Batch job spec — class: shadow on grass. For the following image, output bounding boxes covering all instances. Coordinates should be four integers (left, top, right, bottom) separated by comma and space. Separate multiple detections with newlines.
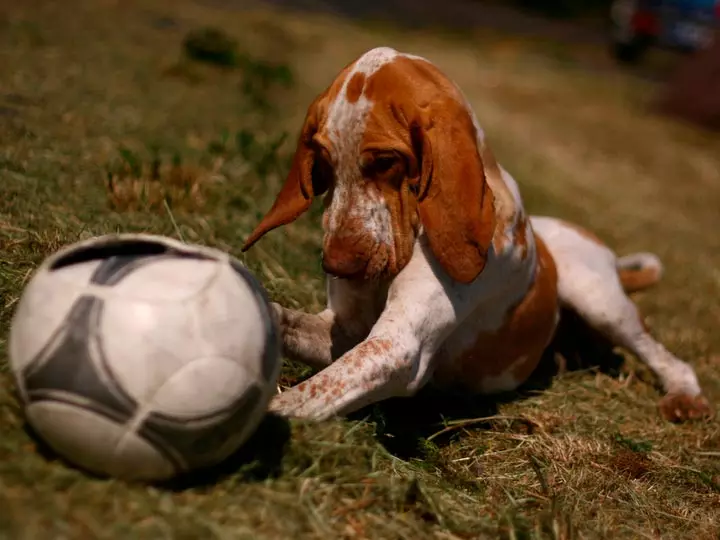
163, 413, 291, 490
24, 412, 292, 490
352, 307, 626, 461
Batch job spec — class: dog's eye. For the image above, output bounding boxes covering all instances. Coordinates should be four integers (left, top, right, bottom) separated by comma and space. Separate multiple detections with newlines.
312, 153, 333, 195
363, 153, 401, 179
373, 156, 396, 173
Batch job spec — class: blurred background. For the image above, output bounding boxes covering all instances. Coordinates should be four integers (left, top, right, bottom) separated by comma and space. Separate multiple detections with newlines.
219, 0, 720, 130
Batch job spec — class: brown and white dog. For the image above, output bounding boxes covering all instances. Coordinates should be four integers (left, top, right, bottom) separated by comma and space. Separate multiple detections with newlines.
242, 47, 712, 422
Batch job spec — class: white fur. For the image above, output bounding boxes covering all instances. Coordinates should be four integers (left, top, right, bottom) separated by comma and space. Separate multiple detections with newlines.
323, 47, 399, 246
271, 228, 539, 418
530, 216, 701, 397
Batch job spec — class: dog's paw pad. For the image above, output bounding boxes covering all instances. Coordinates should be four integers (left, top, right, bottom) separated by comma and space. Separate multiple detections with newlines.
659, 393, 714, 423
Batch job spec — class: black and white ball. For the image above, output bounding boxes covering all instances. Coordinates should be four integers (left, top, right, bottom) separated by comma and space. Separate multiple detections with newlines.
8, 234, 280, 482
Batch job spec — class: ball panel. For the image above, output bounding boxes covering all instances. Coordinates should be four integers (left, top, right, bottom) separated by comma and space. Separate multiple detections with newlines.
99, 257, 220, 302
146, 356, 252, 418
98, 257, 279, 412
21, 296, 137, 421
228, 259, 281, 384
89, 253, 164, 286
192, 265, 270, 375
28, 389, 130, 424
139, 383, 264, 471
9, 262, 100, 374
39, 258, 100, 286
88, 251, 219, 288
98, 298, 202, 406
26, 401, 175, 481
46, 236, 170, 272
112, 429, 179, 481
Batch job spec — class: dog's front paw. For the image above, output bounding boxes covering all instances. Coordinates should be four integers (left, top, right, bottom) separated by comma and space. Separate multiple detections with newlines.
659, 393, 714, 423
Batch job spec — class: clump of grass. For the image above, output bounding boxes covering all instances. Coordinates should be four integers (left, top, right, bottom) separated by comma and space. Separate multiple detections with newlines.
612, 432, 653, 454
208, 128, 289, 178
238, 56, 294, 111
105, 148, 214, 213
608, 432, 655, 479
182, 26, 239, 67
609, 448, 654, 480
162, 60, 205, 84
180, 26, 294, 111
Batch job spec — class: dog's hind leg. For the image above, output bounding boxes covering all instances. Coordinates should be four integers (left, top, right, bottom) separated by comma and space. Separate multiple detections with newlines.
531, 216, 713, 422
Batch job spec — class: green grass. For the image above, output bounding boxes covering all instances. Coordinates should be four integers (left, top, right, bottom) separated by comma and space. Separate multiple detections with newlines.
1, 0, 719, 538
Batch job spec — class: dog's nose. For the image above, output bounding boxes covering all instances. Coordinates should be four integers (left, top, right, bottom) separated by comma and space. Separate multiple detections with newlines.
322, 248, 368, 279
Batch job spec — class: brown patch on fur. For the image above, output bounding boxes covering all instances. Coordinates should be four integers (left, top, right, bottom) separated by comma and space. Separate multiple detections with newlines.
322, 213, 373, 277
439, 236, 559, 391
346, 72, 365, 103
377, 177, 419, 275
618, 266, 662, 293
514, 214, 530, 260
365, 338, 392, 355
362, 57, 497, 283
322, 209, 394, 279
480, 144, 517, 254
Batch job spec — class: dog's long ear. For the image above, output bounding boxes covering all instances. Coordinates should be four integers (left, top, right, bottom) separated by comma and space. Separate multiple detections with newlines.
412, 98, 496, 283
242, 94, 329, 251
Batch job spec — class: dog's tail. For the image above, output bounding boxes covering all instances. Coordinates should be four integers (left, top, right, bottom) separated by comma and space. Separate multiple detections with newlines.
616, 252, 664, 293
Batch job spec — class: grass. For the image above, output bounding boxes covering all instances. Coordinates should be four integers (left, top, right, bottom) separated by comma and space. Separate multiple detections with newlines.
1, 0, 719, 538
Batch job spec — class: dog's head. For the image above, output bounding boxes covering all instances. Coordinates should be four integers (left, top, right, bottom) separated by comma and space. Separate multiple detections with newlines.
242, 47, 497, 283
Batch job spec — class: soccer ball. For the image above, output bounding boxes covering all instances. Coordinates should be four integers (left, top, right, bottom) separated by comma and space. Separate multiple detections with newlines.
8, 234, 281, 482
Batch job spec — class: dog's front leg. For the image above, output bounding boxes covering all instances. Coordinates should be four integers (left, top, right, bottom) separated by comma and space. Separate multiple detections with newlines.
272, 304, 363, 370
268, 329, 426, 420
269, 239, 474, 420
272, 279, 383, 371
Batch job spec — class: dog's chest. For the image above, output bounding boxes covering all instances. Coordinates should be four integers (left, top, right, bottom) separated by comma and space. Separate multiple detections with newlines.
433, 236, 560, 394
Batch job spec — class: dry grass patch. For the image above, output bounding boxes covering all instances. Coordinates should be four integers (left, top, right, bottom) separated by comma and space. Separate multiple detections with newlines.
106, 149, 217, 213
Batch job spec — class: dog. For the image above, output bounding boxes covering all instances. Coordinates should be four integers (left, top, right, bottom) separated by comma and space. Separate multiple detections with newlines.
241, 47, 712, 423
